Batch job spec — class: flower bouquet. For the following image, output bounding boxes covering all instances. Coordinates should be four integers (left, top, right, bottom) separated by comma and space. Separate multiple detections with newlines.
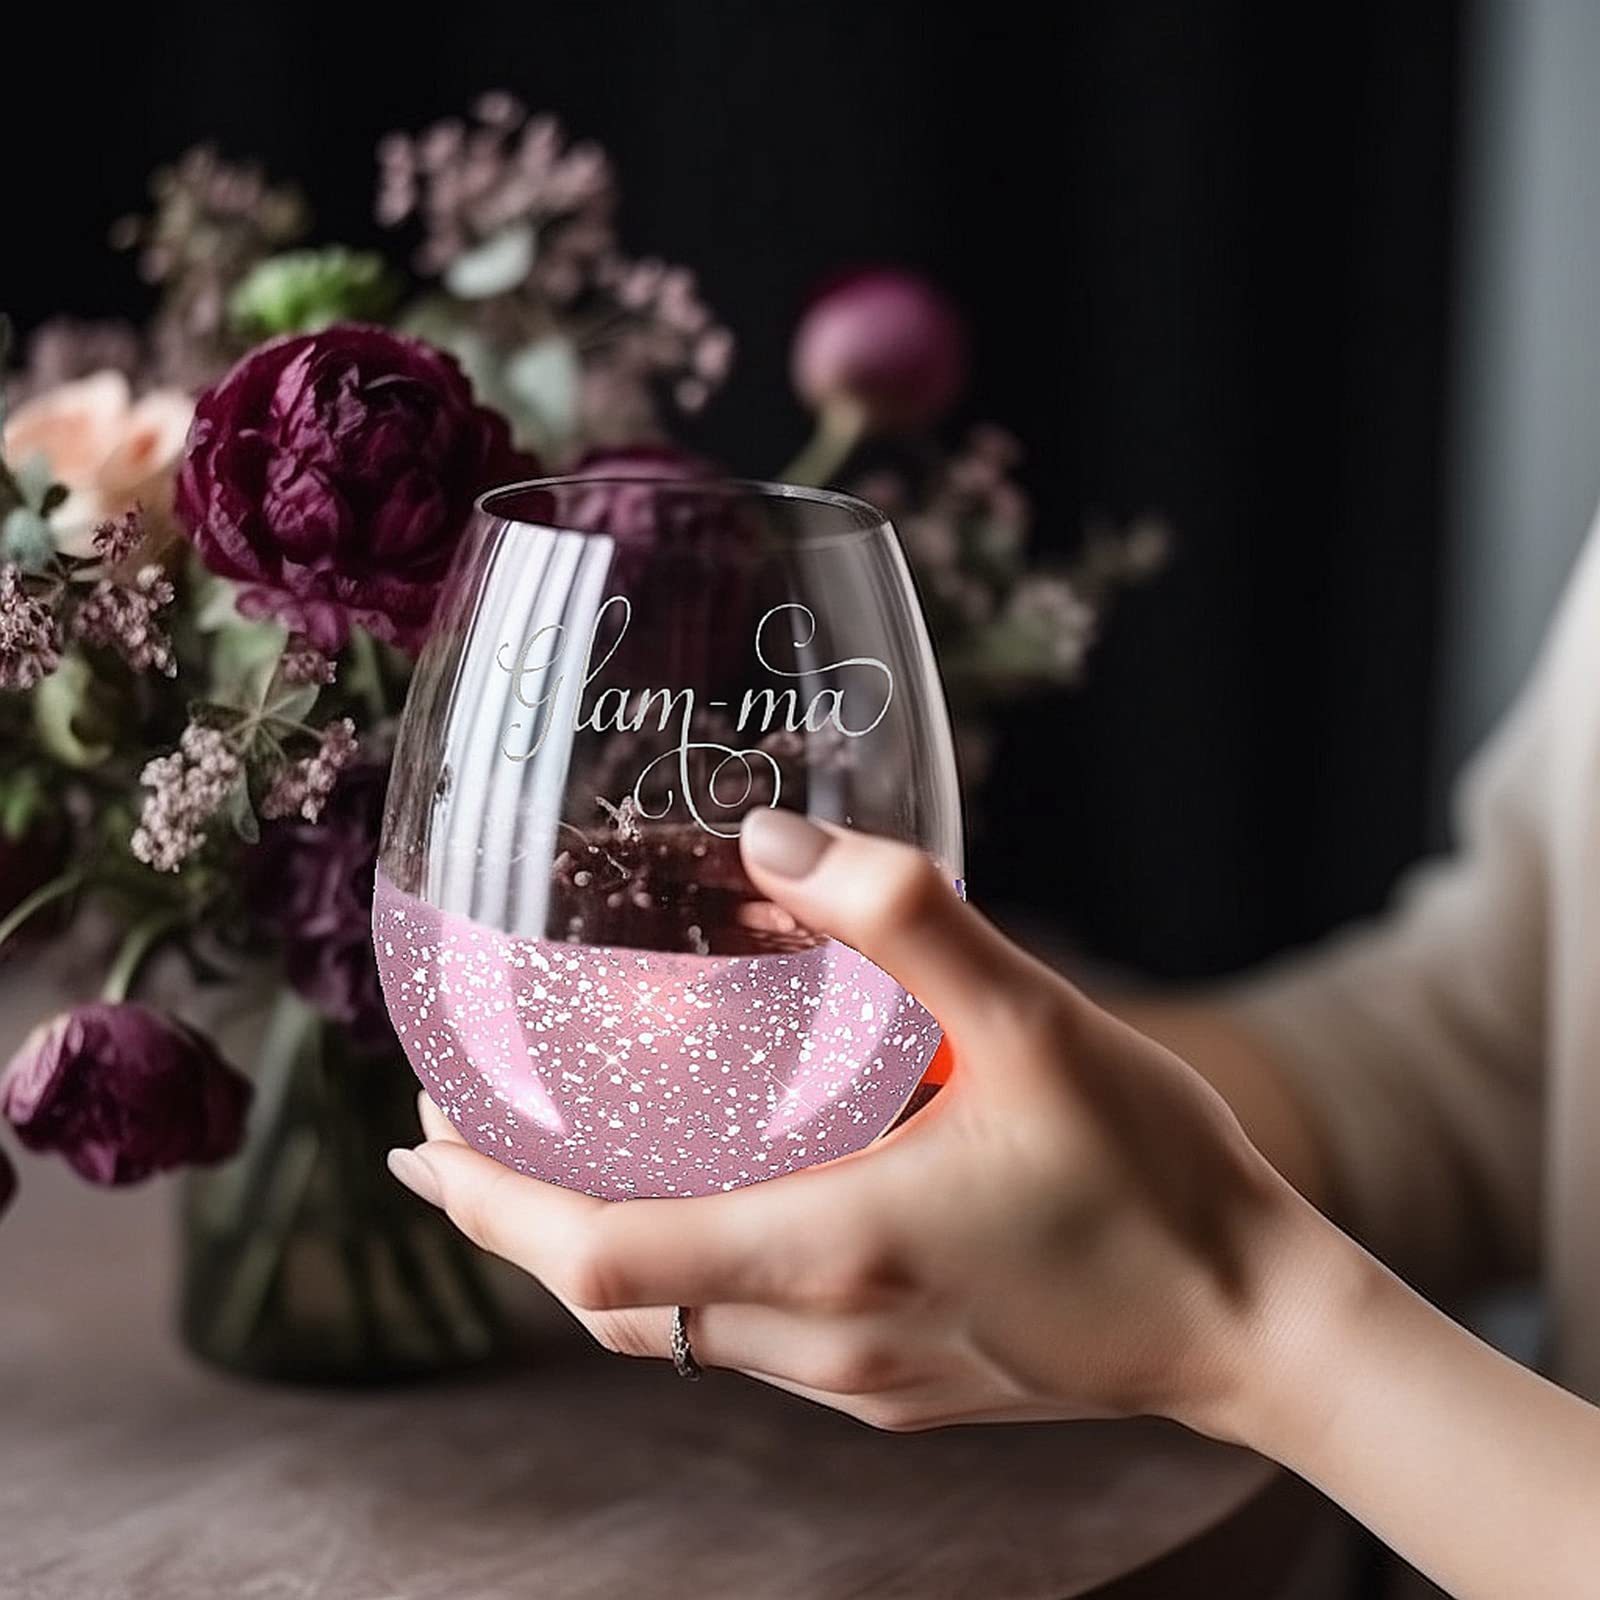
0, 94, 1163, 1383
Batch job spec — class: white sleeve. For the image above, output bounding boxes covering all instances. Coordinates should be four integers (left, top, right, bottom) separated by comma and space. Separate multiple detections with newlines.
1219, 525, 1600, 1294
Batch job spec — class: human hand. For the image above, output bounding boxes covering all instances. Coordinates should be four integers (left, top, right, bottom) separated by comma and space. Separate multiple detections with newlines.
388, 811, 1340, 1439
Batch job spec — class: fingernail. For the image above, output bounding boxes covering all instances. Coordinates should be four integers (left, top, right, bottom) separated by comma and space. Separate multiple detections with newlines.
741, 809, 831, 879
387, 1146, 443, 1207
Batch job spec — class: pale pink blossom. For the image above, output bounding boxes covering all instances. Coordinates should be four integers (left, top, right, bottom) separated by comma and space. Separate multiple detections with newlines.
3, 373, 193, 558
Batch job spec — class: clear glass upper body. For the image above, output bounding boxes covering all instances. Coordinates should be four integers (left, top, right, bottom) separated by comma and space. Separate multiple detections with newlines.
379, 477, 963, 940
374, 477, 963, 1197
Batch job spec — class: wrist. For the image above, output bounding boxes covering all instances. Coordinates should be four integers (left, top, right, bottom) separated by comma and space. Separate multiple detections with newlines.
1182, 1192, 1388, 1457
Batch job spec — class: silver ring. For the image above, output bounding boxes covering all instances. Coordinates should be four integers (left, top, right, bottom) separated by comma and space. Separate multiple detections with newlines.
670, 1305, 702, 1381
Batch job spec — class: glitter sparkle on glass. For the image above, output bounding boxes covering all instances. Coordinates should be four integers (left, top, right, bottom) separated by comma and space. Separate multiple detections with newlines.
374, 871, 942, 1198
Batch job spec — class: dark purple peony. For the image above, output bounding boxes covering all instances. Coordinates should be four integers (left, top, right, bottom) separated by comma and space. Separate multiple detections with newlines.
175, 325, 538, 652
0, 1004, 252, 1185
255, 760, 392, 1049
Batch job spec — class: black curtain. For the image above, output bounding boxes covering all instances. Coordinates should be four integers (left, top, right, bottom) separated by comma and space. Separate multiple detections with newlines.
8, 0, 1464, 977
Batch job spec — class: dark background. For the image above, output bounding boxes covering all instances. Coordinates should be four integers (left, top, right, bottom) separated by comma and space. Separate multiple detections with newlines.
7, 0, 1465, 979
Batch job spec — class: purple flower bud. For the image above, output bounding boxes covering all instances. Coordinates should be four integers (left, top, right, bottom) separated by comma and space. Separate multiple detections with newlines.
0, 1004, 252, 1185
791, 268, 968, 433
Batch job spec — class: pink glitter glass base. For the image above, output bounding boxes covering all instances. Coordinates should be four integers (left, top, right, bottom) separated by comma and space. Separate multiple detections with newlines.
374, 871, 943, 1199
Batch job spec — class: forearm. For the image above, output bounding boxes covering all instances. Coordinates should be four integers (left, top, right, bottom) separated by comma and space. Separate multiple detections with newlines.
1227, 1211, 1600, 1600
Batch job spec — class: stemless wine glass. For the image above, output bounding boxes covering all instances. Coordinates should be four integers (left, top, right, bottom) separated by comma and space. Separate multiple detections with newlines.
375, 476, 963, 1199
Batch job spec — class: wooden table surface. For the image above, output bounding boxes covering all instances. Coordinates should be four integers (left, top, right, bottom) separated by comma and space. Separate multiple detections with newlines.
0, 971, 1334, 1600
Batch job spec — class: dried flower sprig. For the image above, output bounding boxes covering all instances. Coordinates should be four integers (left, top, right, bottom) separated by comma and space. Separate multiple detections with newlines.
376, 93, 733, 453
132, 694, 362, 872
4, 318, 146, 409
1071, 513, 1174, 605
279, 642, 338, 687
130, 721, 242, 873
89, 510, 149, 568
70, 566, 176, 678
1000, 577, 1099, 679
0, 511, 180, 690
260, 717, 358, 824
0, 566, 62, 690
111, 146, 310, 391
377, 92, 615, 283
857, 429, 1170, 697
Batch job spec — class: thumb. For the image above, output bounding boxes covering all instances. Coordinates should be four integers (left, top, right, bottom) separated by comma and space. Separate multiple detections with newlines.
738, 810, 1036, 1045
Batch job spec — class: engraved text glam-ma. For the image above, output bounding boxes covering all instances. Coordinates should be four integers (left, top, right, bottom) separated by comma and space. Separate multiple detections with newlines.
494, 599, 893, 836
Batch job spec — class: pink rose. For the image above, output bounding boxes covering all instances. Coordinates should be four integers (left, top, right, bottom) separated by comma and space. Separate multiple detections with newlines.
3, 373, 194, 557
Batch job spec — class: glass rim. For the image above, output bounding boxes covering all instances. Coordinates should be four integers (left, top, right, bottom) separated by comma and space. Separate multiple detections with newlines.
475, 474, 890, 540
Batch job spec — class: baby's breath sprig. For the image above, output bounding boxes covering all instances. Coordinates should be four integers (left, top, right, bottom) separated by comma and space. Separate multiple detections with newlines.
0, 510, 180, 692
131, 685, 361, 873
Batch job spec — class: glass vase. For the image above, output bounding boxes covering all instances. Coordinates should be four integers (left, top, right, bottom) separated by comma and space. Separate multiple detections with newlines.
179, 991, 508, 1385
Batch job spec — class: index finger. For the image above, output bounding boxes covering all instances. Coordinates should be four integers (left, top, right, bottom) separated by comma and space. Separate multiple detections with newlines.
395, 1137, 858, 1312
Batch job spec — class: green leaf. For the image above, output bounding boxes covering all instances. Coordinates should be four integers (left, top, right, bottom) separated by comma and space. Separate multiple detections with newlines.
443, 224, 536, 300
229, 246, 402, 338
239, 644, 287, 711
33, 653, 114, 767
209, 617, 288, 709
505, 336, 580, 451
264, 683, 319, 727
0, 767, 51, 841
192, 570, 246, 632
186, 699, 239, 726
11, 452, 58, 509
224, 779, 260, 845
200, 576, 292, 714
2, 505, 57, 569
